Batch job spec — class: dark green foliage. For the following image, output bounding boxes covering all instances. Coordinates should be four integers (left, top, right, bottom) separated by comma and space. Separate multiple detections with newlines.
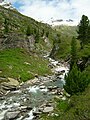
46, 31, 49, 37
77, 15, 89, 48
64, 64, 89, 95
4, 18, 9, 34
70, 37, 77, 69
40, 29, 45, 37
33, 27, 37, 34
87, 25, 90, 43
35, 28, 40, 43
26, 25, 31, 36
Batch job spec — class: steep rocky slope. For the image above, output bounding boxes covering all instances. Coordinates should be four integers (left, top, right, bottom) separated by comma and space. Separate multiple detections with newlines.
0, 5, 55, 82
0, 5, 54, 53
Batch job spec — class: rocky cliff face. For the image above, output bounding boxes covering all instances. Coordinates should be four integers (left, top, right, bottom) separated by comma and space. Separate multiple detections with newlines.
0, 5, 54, 54
0, 33, 35, 52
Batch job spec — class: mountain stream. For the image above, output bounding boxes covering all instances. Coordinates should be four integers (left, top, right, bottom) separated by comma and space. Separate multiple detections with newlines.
0, 57, 69, 120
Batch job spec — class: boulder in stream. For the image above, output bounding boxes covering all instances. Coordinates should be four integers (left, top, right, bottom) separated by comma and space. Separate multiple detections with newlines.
4, 111, 20, 120
43, 107, 54, 113
1, 83, 17, 91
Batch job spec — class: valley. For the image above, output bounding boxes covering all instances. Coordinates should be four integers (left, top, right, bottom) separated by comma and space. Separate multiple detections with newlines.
0, 1, 90, 120
0, 57, 69, 120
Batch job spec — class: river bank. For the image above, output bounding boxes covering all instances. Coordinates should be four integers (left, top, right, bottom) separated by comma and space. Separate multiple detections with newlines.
0, 57, 69, 120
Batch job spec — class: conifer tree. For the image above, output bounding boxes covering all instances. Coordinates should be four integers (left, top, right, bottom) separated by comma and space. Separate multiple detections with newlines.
26, 25, 31, 36
4, 18, 9, 34
77, 15, 89, 49
64, 64, 89, 95
33, 27, 37, 34
87, 25, 90, 43
41, 29, 44, 37
35, 28, 40, 43
46, 31, 49, 37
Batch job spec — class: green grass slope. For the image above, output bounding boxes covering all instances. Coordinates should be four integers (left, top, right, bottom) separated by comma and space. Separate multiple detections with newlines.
0, 6, 55, 81
0, 6, 49, 34
52, 25, 78, 59
0, 48, 51, 82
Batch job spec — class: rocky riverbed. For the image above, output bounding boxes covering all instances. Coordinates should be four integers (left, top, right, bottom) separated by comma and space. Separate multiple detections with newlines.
0, 58, 69, 120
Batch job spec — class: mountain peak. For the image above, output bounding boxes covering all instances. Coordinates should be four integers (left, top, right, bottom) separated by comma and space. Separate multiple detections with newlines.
46, 18, 77, 26
0, 0, 16, 10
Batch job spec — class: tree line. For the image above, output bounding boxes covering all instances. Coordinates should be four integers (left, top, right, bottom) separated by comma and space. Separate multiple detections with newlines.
64, 15, 90, 95
4, 18, 50, 44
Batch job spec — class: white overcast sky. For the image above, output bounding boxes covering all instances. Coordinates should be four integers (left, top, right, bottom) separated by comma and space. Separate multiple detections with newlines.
6, 0, 90, 25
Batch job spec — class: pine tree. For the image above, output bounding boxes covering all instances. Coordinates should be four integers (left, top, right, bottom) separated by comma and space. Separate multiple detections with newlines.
87, 25, 90, 43
33, 27, 37, 34
77, 15, 89, 49
35, 28, 40, 43
46, 31, 49, 37
64, 64, 89, 95
26, 25, 31, 36
4, 18, 9, 34
41, 29, 44, 37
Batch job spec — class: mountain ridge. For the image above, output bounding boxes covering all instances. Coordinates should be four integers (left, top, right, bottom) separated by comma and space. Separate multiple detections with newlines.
0, 1, 78, 27
0, 4, 55, 54
0, 3, 77, 81
0, 4, 55, 81
48, 18, 78, 26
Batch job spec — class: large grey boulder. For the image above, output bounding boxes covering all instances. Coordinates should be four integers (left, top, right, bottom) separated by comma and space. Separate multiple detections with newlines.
43, 107, 54, 113
4, 111, 20, 120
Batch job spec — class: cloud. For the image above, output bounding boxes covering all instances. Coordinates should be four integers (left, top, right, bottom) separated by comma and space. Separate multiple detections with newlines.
7, 0, 90, 25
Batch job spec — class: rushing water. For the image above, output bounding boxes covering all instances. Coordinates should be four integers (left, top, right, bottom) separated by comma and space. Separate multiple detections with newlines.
0, 58, 69, 120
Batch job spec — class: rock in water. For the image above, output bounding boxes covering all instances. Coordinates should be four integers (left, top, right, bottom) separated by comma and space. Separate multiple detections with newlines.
1, 84, 17, 91
4, 111, 20, 120
43, 107, 54, 113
